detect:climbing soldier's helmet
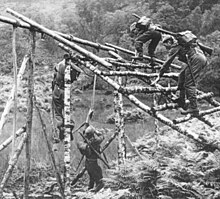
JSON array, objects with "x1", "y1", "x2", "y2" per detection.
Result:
[{"x1": 84, "y1": 125, "x2": 96, "y2": 139}]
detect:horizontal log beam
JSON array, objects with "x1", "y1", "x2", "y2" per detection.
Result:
[
  {"x1": 123, "y1": 85, "x2": 177, "y2": 94},
  {"x1": 153, "y1": 92, "x2": 215, "y2": 111},
  {"x1": 99, "y1": 70, "x2": 179, "y2": 79},
  {"x1": 173, "y1": 106, "x2": 220, "y2": 125},
  {"x1": 105, "y1": 42, "x2": 182, "y2": 70},
  {"x1": 105, "y1": 58, "x2": 161, "y2": 70}
]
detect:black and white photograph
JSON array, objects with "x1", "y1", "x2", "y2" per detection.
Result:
[{"x1": 0, "y1": 0, "x2": 220, "y2": 198}]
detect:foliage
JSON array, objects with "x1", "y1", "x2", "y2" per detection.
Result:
[{"x1": 104, "y1": 122, "x2": 220, "y2": 198}]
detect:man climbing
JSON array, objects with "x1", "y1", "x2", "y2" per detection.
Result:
[
  {"x1": 52, "y1": 53, "x2": 82, "y2": 141},
  {"x1": 162, "y1": 31, "x2": 208, "y2": 116},
  {"x1": 130, "y1": 16, "x2": 162, "y2": 66},
  {"x1": 77, "y1": 125, "x2": 104, "y2": 192}
]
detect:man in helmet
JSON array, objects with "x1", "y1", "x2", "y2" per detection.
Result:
[
  {"x1": 77, "y1": 125, "x2": 104, "y2": 192},
  {"x1": 52, "y1": 53, "x2": 82, "y2": 141},
  {"x1": 130, "y1": 16, "x2": 162, "y2": 66},
  {"x1": 162, "y1": 31, "x2": 208, "y2": 116}
]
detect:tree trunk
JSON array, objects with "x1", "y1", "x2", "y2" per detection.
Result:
[
  {"x1": 0, "y1": 127, "x2": 26, "y2": 152},
  {"x1": 64, "y1": 64, "x2": 72, "y2": 199},
  {"x1": 24, "y1": 30, "x2": 35, "y2": 199},
  {"x1": 0, "y1": 55, "x2": 29, "y2": 135}
]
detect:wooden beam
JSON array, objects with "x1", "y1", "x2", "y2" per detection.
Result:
[
  {"x1": 0, "y1": 133, "x2": 27, "y2": 197},
  {"x1": 0, "y1": 55, "x2": 29, "y2": 135},
  {"x1": 0, "y1": 127, "x2": 26, "y2": 152},
  {"x1": 24, "y1": 30, "x2": 35, "y2": 199}
]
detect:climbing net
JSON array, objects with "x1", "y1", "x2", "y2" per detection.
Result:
[{"x1": 0, "y1": 8, "x2": 220, "y2": 199}]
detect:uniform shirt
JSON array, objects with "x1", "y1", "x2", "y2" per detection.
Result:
[
  {"x1": 54, "y1": 59, "x2": 81, "y2": 89},
  {"x1": 77, "y1": 134, "x2": 104, "y2": 160}
]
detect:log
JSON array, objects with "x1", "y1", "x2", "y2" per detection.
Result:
[
  {"x1": 105, "y1": 58, "x2": 161, "y2": 70},
  {"x1": 0, "y1": 127, "x2": 26, "y2": 152},
  {"x1": 123, "y1": 85, "x2": 177, "y2": 94},
  {"x1": 99, "y1": 70, "x2": 179, "y2": 79},
  {"x1": 0, "y1": 55, "x2": 29, "y2": 135},
  {"x1": 63, "y1": 64, "x2": 72, "y2": 199},
  {"x1": 105, "y1": 42, "x2": 182, "y2": 70},
  {"x1": 6, "y1": 8, "x2": 112, "y2": 69},
  {"x1": 113, "y1": 68, "x2": 126, "y2": 165},
  {"x1": 173, "y1": 106, "x2": 220, "y2": 125},
  {"x1": 24, "y1": 30, "x2": 35, "y2": 199},
  {"x1": 152, "y1": 92, "x2": 215, "y2": 111},
  {"x1": 34, "y1": 100, "x2": 64, "y2": 198},
  {"x1": 12, "y1": 25, "x2": 18, "y2": 154},
  {"x1": 0, "y1": 133, "x2": 27, "y2": 195}
]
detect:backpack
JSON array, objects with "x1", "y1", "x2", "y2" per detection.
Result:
[
  {"x1": 177, "y1": 31, "x2": 197, "y2": 46},
  {"x1": 129, "y1": 22, "x2": 139, "y2": 38}
]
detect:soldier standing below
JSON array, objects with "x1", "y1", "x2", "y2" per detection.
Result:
[
  {"x1": 130, "y1": 16, "x2": 162, "y2": 66},
  {"x1": 52, "y1": 53, "x2": 82, "y2": 141},
  {"x1": 162, "y1": 31, "x2": 208, "y2": 116},
  {"x1": 77, "y1": 125, "x2": 104, "y2": 192}
]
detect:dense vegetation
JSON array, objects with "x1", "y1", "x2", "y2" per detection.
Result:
[{"x1": 0, "y1": 0, "x2": 220, "y2": 198}]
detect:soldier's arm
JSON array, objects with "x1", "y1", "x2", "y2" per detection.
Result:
[
  {"x1": 77, "y1": 141, "x2": 87, "y2": 155},
  {"x1": 70, "y1": 62, "x2": 83, "y2": 73}
]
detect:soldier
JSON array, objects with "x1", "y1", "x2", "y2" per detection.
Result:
[
  {"x1": 130, "y1": 16, "x2": 162, "y2": 66},
  {"x1": 77, "y1": 125, "x2": 104, "y2": 192},
  {"x1": 52, "y1": 53, "x2": 82, "y2": 141},
  {"x1": 162, "y1": 32, "x2": 208, "y2": 116}
]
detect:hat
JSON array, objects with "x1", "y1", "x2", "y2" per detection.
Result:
[
  {"x1": 84, "y1": 125, "x2": 96, "y2": 138},
  {"x1": 162, "y1": 35, "x2": 175, "y2": 43},
  {"x1": 63, "y1": 53, "x2": 71, "y2": 60}
]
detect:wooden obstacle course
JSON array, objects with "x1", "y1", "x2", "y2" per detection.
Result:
[{"x1": 0, "y1": 8, "x2": 219, "y2": 198}]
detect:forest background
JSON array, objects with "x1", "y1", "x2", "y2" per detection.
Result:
[{"x1": 0, "y1": 0, "x2": 220, "y2": 198}]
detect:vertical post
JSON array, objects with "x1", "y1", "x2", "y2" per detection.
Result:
[
  {"x1": 34, "y1": 101, "x2": 64, "y2": 198},
  {"x1": 12, "y1": 25, "x2": 17, "y2": 154},
  {"x1": 0, "y1": 55, "x2": 29, "y2": 135},
  {"x1": 153, "y1": 67, "x2": 160, "y2": 151},
  {"x1": 24, "y1": 30, "x2": 35, "y2": 199},
  {"x1": 0, "y1": 133, "x2": 27, "y2": 197},
  {"x1": 64, "y1": 63, "x2": 71, "y2": 198},
  {"x1": 114, "y1": 67, "x2": 126, "y2": 165}
]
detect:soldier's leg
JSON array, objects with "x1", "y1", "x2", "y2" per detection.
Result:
[
  {"x1": 92, "y1": 163, "x2": 104, "y2": 192},
  {"x1": 175, "y1": 69, "x2": 187, "y2": 109},
  {"x1": 135, "y1": 31, "x2": 152, "y2": 58},
  {"x1": 148, "y1": 30, "x2": 162, "y2": 66},
  {"x1": 52, "y1": 86, "x2": 65, "y2": 140},
  {"x1": 86, "y1": 162, "x2": 95, "y2": 190},
  {"x1": 181, "y1": 67, "x2": 199, "y2": 115}
]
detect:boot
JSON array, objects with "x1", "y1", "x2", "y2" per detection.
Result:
[
  {"x1": 181, "y1": 107, "x2": 199, "y2": 116},
  {"x1": 150, "y1": 56, "x2": 157, "y2": 67},
  {"x1": 173, "y1": 97, "x2": 187, "y2": 110},
  {"x1": 132, "y1": 50, "x2": 143, "y2": 60}
]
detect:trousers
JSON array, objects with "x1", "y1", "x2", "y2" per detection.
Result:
[
  {"x1": 178, "y1": 50, "x2": 207, "y2": 109},
  {"x1": 135, "y1": 30, "x2": 161, "y2": 57}
]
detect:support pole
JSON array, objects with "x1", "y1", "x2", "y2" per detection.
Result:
[
  {"x1": 24, "y1": 30, "x2": 35, "y2": 199},
  {"x1": 0, "y1": 55, "x2": 29, "y2": 135},
  {"x1": 34, "y1": 100, "x2": 64, "y2": 198},
  {"x1": 0, "y1": 127, "x2": 26, "y2": 152},
  {"x1": 114, "y1": 67, "x2": 126, "y2": 165},
  {"x1": 0, "y1": 133, "x2": 27, "y2": 197},
  {"x1": 12, "y1": 25, "x2": 18, "y2": 154},
  {"x1": 64, "y1": 64, "x2": 72, "y2": 199}
]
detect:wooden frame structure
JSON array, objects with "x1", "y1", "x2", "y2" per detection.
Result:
[{"x1": 0, "y1": 8, "x2": 219, "y2": 198}]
